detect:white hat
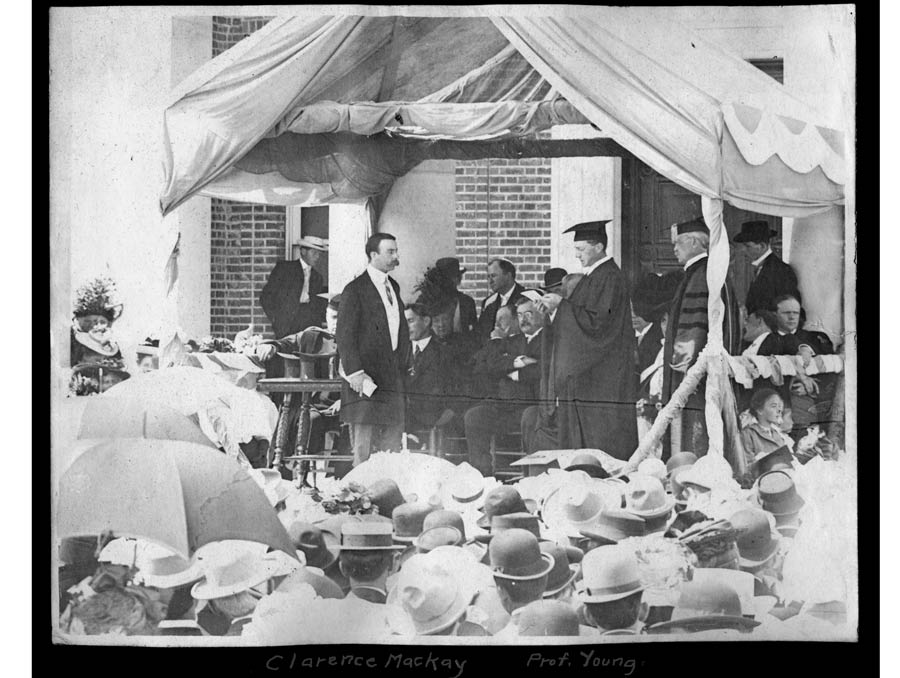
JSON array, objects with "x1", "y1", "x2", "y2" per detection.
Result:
[
  {"x1": 191, "y1": 542, "x2": 284, "y2": 600},
  {"x1": 578, "y1": 546, "x2": 644, "y2": 603},
  {"x1": 296, "y1": 236, "x2": 329, "y2": 252},
  {"x1": 138, "y1": 552, "x2": 204, "y2": 589},
  {"x1": 387, "y1": 553, "x2": 476, "y2": 635}
]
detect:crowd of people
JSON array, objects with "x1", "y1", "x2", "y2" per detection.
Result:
[{"x1": 57, "y1": 447, "x2": 853, "y2": 639}]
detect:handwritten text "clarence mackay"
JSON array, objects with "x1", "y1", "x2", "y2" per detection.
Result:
[{"x1": 266, "y1": 652, "x2": 467, "y2": 678}]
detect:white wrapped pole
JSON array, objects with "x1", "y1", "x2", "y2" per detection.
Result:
[{"x1": 701, "y1": 196, "x2": 729, "y2": 457}]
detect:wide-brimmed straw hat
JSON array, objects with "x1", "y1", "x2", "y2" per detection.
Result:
[
  {"x1": 577, "y1": 545, "x2": 644, "y2": 603},
  {"x1": 541, "y1": 485, "x2": 608, "y2": 538},
  {"x1": 296, "y1": 236, "x2": 329, "y2": 251},
  {"x1": 623, "y1": 474, "x2": 675, "y2": 531},
  {"x1": 338, "y1": 519, "x2": 407, "y2": 551},
  {"x1": 191, "y1": 547, "x2": 281, "y2": 600},
  {"x1": 136, "y1": 543, "x2": 203, "y2": 589},
  {"x1": 387, "y1": 552, "x2": 476, "y2": 635},
  {"x1": 666, "y1": 452, "x2": 698, "y2": 475}
]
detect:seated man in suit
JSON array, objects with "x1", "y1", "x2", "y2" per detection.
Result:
[
  {"x1": 474, "y1": 258, "x2": 527, "y2": 342},
  {"x1": 465, "y1": 296, "x2": 544, "y2": 475},
  {"x1": 756, "y1": 294, "x2": 836, "y2": 440},
  {"x1": 404, "y1": 303, "x2": 452, "y2": 434}
]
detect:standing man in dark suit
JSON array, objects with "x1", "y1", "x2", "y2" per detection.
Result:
[
  {"x1": 260, "y1": 236, "x2": 329, "y2": 338},
  {"x1": 404, "y1": 303, "x2": 451, "y2": 432},
  {"x1": 733, "y1": 220, "x2": 800, "y2": 316},
  {"x1": 434, "y1": 257, "x2": 478, "y2": 334},
  {"x1": 474, "y1": 258, "x2": 526, "y2": 342},
  {"x1": 336, "y1": 233, "x2": 410, "y2": 466},
  {"x1": 534, "y1": 221, "x2": 639, "y2": 460}
]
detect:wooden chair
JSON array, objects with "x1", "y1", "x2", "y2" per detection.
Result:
[{"x1": 490, "y1": 429, "x2": 526, "y2": 481}]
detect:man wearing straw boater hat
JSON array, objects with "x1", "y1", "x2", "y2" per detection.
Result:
[
  {"x1": 260, "y1": 235, "x2": 329, "y2": 339},
  {"x1": 337, "y1": 517, "x2": 406, "y2": 604}
]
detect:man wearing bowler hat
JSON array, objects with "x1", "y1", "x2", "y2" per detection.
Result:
[
  {"x1": 532, "y1": 220, "x2": 638, "y2": 459},
  {"x1": 663, "y1": 218, "x2": 741, "y2": 458},
  {"x1": 261, "y1": 235, "x2": 329, "y2": 338},
  {"x1": 732, "y1": 220, "x2": 800, "y2": 317},
  {"x1": 435, "y1": 257, "x2": 478, "y2": 334}
]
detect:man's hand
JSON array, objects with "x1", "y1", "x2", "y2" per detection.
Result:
[
  {"x1": 490, "y1": 327, "x2": 508, "y2": 340},
  {"x1": 538, "y1": 292, "x2": 563, "y2": 315},
  {"x1": 792, "y1": 375, "x2": 820, "y2": 397},
  {"x1": 346, "y1": 372, "x2": 372, "y2": 396},
  {"x1": 254, "y1": 344, "x2": 277, "y2": 362},
  {"x1": 322, "y1": 399, "x2": 341, "y2": 416}
]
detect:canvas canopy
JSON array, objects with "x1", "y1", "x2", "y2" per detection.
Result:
[{"x1": 160, "y1": 11, "x2": 845, "y2": 218}]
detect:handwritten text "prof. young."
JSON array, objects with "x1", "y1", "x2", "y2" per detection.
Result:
[{"x1": 527, "y1": 651, "x2": 641, "y2": 676}]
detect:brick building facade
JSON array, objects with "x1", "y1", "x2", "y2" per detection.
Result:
[{"x1": 210, "y1": 16, "x2": 284, "y2": 338}]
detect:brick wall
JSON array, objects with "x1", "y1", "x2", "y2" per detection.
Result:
[
  {"x1": 209, "y1": 16, "x2": 284, "y2": 339},
  {"x1": 455, "y1": 158, "x2": 553, "y2": 300}
]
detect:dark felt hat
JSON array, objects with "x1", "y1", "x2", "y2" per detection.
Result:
[
  {"x1": 672, "y1": 218, "x2": 710, "y2": 236},
  {"x1": 489, "y1": 529, "x2": 555, "y2": 581},
  {"x1": 476, "y1": 486, "x2": 529, "y2": 529},
  {"x1": 287, "y1": 521, "x2": 340, "y2": 570},
  {"x1": 475, "y1": 512, "x2": 542, "y2": 544},
  {"x1": 435, "y1": 257, "x2": 466, "y2": 277},
  {"x1": 729, "y1": 508, "x2": 780, "y2": 568},
  {"x1": 539, "y1": 542, "x2": 582, "y2": 597},
  {"x1": 756, "y1": 470, "x2": 805, "y2": 517},
  {"x1": 646, "y1": 581, "x2": 760, "y2": 634},
  {"x1": 541, "y1": 268, "x2": 568, "y2": 291},
  {"x1": 733, "y1": 220, "x2": 777, "y2": 243},
  {"x1": 563, "y1": 220, "x2": 610, "y2": 245},
  {"x1": 751, "y1": 445, "x2": 795, "y2": 476},
  {"x1": 365, "y1": 479, "x2": 407, "y2": 519},
  {"x1": 392, "y1": 502, "x2": 438, "y2": 543},
  {"x1": 578, "y1": 509, "x2": 648, "y2": 545},
  {"x1": 564, "y1": 453, "x2": 610, "y2": 479}
]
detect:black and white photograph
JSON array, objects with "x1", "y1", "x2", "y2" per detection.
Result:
[{"x1": 48, "y1": 4, "x2": 859, "y2": 652}]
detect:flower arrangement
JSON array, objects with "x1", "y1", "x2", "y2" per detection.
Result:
[
  {"x1": 74, "y1": 276, "x2": 122, "y2": 318},
  {"x1": 312, "y1": 481, "x2": 379, "y2": 515},
  {"x1": 234, "y1": 325, "x2": 264, "y2": 356},
  {"x1": 197, "y1": 336, "x2": 235, "y2": 353}
]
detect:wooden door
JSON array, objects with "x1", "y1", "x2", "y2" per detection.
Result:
[{"x1": 621, "y1": 158, "x2": 782, "y2": 308}]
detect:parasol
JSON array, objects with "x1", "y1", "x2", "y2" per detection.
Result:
[
  {"x1": 56, "y1": 439, "x2": 298, "y2": 561},
  {"x1": 77, "y1": 396, "x2": 216, "y2": 448}
]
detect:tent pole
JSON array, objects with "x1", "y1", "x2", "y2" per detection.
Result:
[{"x1": 701, "y1": 197, "x2": 729, "y2": 458}]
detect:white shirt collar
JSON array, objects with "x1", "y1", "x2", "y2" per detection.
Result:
[
  {"x1": 636, "y1": 324, "x2": 652, "y2": 341},
  {"x1": 299, "y1": 257, "x2": 311, "y2": 272},
  {"x1": 413, "y1": 335, "x2": 432, "y2": 351},
  {"x1": 366, "y1": 264, "x2": 388, "y2": 285},
  {"x1": 778, "y1": 329, "x2": 798, "y2": 336},
  {"x1": 751, "y1": 248, "x2": 773, "y2": 267},
  {"x1": 525, "y1": 327, "x2": 542, "y2": 342},
  {"x1": 583, "y1": 254, "x2": 613, "y2": 276},
  {"x1": 684, "y1": 252, "x2": 708, "y2": 271},
  {"x1": 499, "y1": 286, "x2": 516, "y2": 306},
  {"x1": 742, "y1": 331, "x2": 771, "y2": 357}
]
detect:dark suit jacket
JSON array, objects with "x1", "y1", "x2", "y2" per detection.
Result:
[
  {"x1": 336, "y1": 271, "x2": 409, "y2": 426},
  {"x1": 636, "y1": 322, "x2": 664, "y2": 376},
  {"x1": 456, "y1": 291, "x2": 478, "y2": 333},
  {"x1": 472, "y1": 331, "x2": 542, "y2": 406},
  {"x1": 405, "y1": 335, "x2": 450, "y2": 430},
  {"x1": 260, "y1": 260, "x2": 327, "y2": 338},
  {"x1": 746, "y1": 254, "x2": 800, "y2": 315},
  {"x1": 474, "y1": 282, "x2": 527, "y2": 342}
]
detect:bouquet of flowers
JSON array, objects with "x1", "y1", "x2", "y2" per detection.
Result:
[
  {"x1": 234, "y1": 325, "x2": 264, "y2": 356},
  {"x1": 617, "y1": 535, "x2": 697, "y2": 607},
  {"x1": 197, "y1": 336, "x2": 235, "y2": 353},
  {"x1": 313, "y1": 481, "x2": 379, "y2": 515}
]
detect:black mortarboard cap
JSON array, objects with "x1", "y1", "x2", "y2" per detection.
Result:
[
  {"x1": 563, "y1": 220, "x2": 610, "y2": 245},
  {"x1": 672, "y1": 218, "x2": 709, "y2": 236}
]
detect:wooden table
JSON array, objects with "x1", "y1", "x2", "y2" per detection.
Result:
[{"x1": 256, "y1": 377, "x2": 351, "y2": 480}]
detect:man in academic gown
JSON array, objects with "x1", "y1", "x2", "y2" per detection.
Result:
[
  {"x1": 732, "y1": 220, "x2": 800, "y2": 316},
  {"x1": 534, "y1": 221, "x2": 639, "y2": 460},
  {"x1": 662, "y1": 218, "x2": 741, "y2": 459}
]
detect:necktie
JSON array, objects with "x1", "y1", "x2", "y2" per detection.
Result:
[
  {"x1": 384, "y1": 279, "x2": 394, "y2": 305},
  {"x1": 414, "y1": 344, "x2": 422, "y2": 359}
]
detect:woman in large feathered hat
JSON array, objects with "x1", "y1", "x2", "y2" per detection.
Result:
[{"x1": 69, "y1": 276, "x2": 130, "y2": 394}]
